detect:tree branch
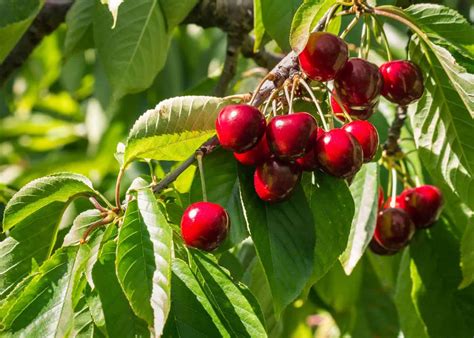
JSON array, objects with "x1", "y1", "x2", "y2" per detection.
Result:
[
  {"x1": 214, "y1": 34, "x2": 242, "y2": 96},
  {"x1": 383, "y1": 105, "x2": 408, "y2": 156}
]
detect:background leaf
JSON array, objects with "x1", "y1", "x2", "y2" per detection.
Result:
[{"x1": 64, "y1": 0, "x2": 95, "y2": 55}]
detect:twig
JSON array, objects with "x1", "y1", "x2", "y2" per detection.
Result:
[{"x1": 383, "y1": 105, "x2": 407, "y2": 156}]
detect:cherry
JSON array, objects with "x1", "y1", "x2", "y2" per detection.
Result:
[
  {"x1": 334, "y1": 58, "x2": 383, "y2": 107},
  {"x1": 380, "y1": 60, "x2": 424, "y2": 106},
  {"x1": 296, "y1": 127, "x2": 324, "y2": 171},
  {"x1": 373, "y1": 207, "x2": 415, "y2": 251},
  {"x1": 267, "y1": 112, "x2": 318, "y2": 160},
  {"x1": 369, "y1": 238, "x2": 398, "y2": 256},
  {"x1": 181, "y1": 202, "x2": 229, "y2": 251},
  {"x1": 398, "y1": 185, "x2": 443, "y2": 228},
  {"x1": 216, "y1": 104, "x2": 266, "y2": 153},
  {"x1": 342, "y1": 120, "x2": 379, "y2": 162},
  {"x1": 330, "y1": 92, "x2": 376, "y2": 121},
  {"x1": 315, "y1": 128, "x2": 363, "y2": 178},
  {"x1": 378, "y1": 187, "x2": 384, "y2": 210},
  {"x1": 234, "y1": 132, "x2": 271, "y2": 166},
  {"x1": 254, "y1": 159, "x2": 301, "y2": 202},
  {"x1": 298, "y1": 32, "x2": 348, "y2": 81}
]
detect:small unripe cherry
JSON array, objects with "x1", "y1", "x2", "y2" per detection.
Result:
[
  {"x1": 298, "y1": 32, "x2": 349, "y2": 81},
  {"x1": 296, "y1": 127, "x2": 324, "y2": 171},
  {"x1": 373, "y1": 207, "x2": 415, "y2": 251},
  {"x1": 216, "y1": 104, "x2": 266, "y2": 153},
  {"x1": 267, "y1": 112, "x2": 318, "y2": 161},
  {"x1": 233, "y1": 132, "x2": 271, "y2": 166},
  {"x1": 398, "y1": 185, "x2": 443, "y2": 228},
  {"x1": 342, "y1": 120, "x2": 379, "y2": 162},
  {"x1": 330, "y1": 92, "x2": 376, "y2": 121},
  {"x1": 181, "y1": 202, "x2": 229, "y2": 251},
  {"x1": 380, "y1": 60, "x2": 424, "y2": 106},
  {"x1": 315, "y1": 128, "x2": 363, "y2": 178},
  {"x1": 254, "y1": 159, "x2": 301, "y2": 202}
]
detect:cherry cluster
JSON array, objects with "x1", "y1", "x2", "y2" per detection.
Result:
[{"x1": 371, "y1": 185, "x2": 444, "y2": 255}]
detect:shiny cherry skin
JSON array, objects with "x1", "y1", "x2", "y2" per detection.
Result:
[
  {"x1": 378, "y1": 187, "x2": 385, "y2": 210},
  {"x1": 330, "y1": 92, "x2": 376, "y2": 121},
  {"x1": 342, "y1": 120, "x2": 379, "y2": 162},
  {"x1": 267, "y1": 112, "x2": 318, "y2": 160},
  {"x1": 334, "y1": 58, "x2": 384, "y2": 107},
  {"x1": 216, "y1": 104, "x2": 266, "y2": 153},
  {"x1": 181, "y1": 202, "x2": 229, "y2": 251},
  {"x1": 398, "y1": 185, "x2": 443, "y2": 228},
  {"x1": 296, "y1": 127, "x2": 324, "y2": 171},
  {"x1": 380, "y1": 60, "x2": 424, "y2": 106},
  {"x1": 369, "y1": 238, "x2": 398, "y2": 256},
  {"x1": 234, "y1": 132, "x2": 271, "y2": 166},
  {"x1": 315, "y1": 129, "x2": 363, "y2": 178},
  {"x1": 254, "y1": 159, "x2": 302, "y2": 202},
  {"x1": 298, "y1": 32, "x2": 349, "y2": 81},
  {"x1": 373, "y1": 207, "x2": 415, "y2": 251}
]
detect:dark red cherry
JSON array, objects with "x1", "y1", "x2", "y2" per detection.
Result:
[
  {"x1": 330, "y1": 91, "x2": 376, "y2": 121},
  {"x1": 342, "y1": 120, "x2": 379, "y2": 162},
  {"x1": 380, "y1": 60, "x2": 424, "y2": 106},
  {"x1": 216, "y1": 104, "x2": 266, "y2": 153},
  {"x1": 398, "y1": 185, "x2": 443, "y2": 228},
  {"x1": 296, "y1": 127, "x2": 324, "y2": 171},
  {"x1": 267, "y1": 112, "x2": 318, "y2": 160},
  {"x1": 298, "y1": 32, "x2": 349, "y2": 81},
  {"x1": 254, "y1": 159, "x2": 301, "y2": 202},
  {"x1": 369, "y1": 238, "x2": 398, "y2": 256},
  {"x1": 181, "y1": 202, "x2": 229, "y2": 251},
  {"x1": 334, "y1": 58, "x2": 383, "y2": 107},
  {"x1": 234, "y1": 132, "x2": 271, "y2": 166},
  {"x1": 315, "y1": 129, "x2": 363, "y2": 178},
  {"x1": 373, "y1": 207, "x2": 415, "y2": 251}
]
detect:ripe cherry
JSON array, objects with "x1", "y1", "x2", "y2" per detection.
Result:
[
  {"x1": 254, "y1": 159, "x2": 301, "y2": 202},
  {"x1": 380, "y1": 60, "x2": 424, "y2": 106},
  {"x1": 267, "y1": 112, "x2": 318, "y2": 161},
  {"x1": 296, "y1": 127, "x2": 324, "y2": 171},
  {"x1": 398, "y1": 185, "x2": 443, "y2": 228},
  {"x1": 378, "y1": 187, "x2": 384, "y2": 210},
  {"x1": 369, "y1": 238, "x2": 398, "y2": 256},
  {"x1": 298, "y1": 32, "x2": 349, "y2": 81},
  {"x1": 315, "y1": 128, "x2": 363, "y2": 178},
  {"x1": 216, "y1": 104, "x2": 266, "y2": 153},
  {"x1": 330, "y1": 92, "x2": 376, "y2": 121},
  {"x1": 373, "y1": 207, "x2": 415, "y2": 251},
  {"x1": 234, "y1": 132, "x2": 271, "y2": 166},
  {"x1": 181, "y1": 202, "x2": 229, "y2": 251},
  {"x1": 342, "y1": 120, "x2": 379, "y2": 162},
  {"x1": 334, "y1": 58, "x2": 383, "y2": 107}
]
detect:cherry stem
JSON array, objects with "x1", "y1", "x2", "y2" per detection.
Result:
[
  {"x1": 320, "y1": 82, "x2": 353, "y2": 123},
  {"x1": 324, "y1": 4, "x2": 341, "y2": 31},
  {"x1": 89, "y1": 197, "x2": 108, "y2": 213},
  {"x1": 390, "y1": 166, "x2": 398, "y2": 208},
  {"x1": 250, "y1": 72, "x2": 275, "y2": 105},
  {"x1": 196, "y1": 151, "x2": 208, "y2": 202},
  {"x1": 115, "y1": 167, "x2": 125, "y2": 211},
  {"x1": 403, "y1": 156, "x2": 422, "y2": 187},
  {"x1": 283, "y1": 81, "x2": 292, "y2": 113},
  {"x1": 289, "y1": 76, "x2": 299, "y2": 115},
  {"x1": 262, "y1": 89, "x2": 278, "y2": 117},
  {"x1": 80, "y1": 216, "x2": 113, "y2": 244},
  {"x1": 340, "y1": 16, "x2": 360, "y2": 39},
  {"x1": 298, "y1": 78, "x2": 329, "y2": 131},
  {"x1": 372, "y1": 15, "x2": 392, "y2": 61}
]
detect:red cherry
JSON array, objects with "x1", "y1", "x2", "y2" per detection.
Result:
[
  {"x1": 181, "y1": 202, "x2": 229, "y2": 251},
  {"x1": 378, "y1": 187, "x2": 384, "y2": 210},
  {"x1": 380, "y1": 60, "x2": 424, "y2": 106},
  {"x1": 267, "y1": 112, "x2": 318, "y2": 160},
  {"x1": 298, "y1": 32, "x2": 348, "y2": 81},
  {"x1": 334, "y1": 58, "x2": 383, "y2": 107},
  {"x1": 369, "y1": 238, "x2": 398, "y2": 256},
  {"x1": 233, "y1": 132, "x2": 271, "y2": 166},
  {"x1": 342, "y1": 120, "x2": 379, "y2": 162},
  {"x1": 315, "y1": 129, "x2": 363, "y2": 178},
  {"x1": 373, "y1": 207, "x2": 415, "y2": 251},
  {"x1": 330, "y1": 91, "x2": 376, "y2": 120},
  {"x1": 216, "y1": 104, "x2": 266, "y2": 153},
  {"x1": 254, "y1": 159, "x2": 301, "y2": 202},
  {"x1": 296, "y1": 127, "x2": 324, "y2": 171},
  {"x1": 398, "y1": 185, "x2": 443, "y2": 228}
]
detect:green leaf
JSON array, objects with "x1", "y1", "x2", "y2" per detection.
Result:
[
  {"x1": 116, "y1": 179, "x2": 172, "y2": 335},
  {"x1": 190, "y1": 149, "x2": 248, "y2": 249},
  {"x1": 290, "y1": 0, "x2": 340, "y2": 53},
  {"x1": 92, "y1": 241, "x2": 150, "y2": 338},
  {"x1": 460, "y1": 222, "x2": 474, "y2": 288},
  {"x1": 124, "y1": 96, "x2": 232, "y2": 165},
  {"x1": 259, "y1": 0, "x2": 302, "y2": 51},
  {"x1": 307, "y1": 171, "x2": 354, "y2": 284},
  {"x1": 0, "y1": 0, "x2": 42, "y2": 63},
  {"x1": 0, "y1": 173, "x2": 97, "y2": 298},
  {"x1": 159, "y1": 0, "x2": 198, "y2": 31},
  {"x1": 239, "y1": 167, "x2": 315, "y2": 314},
  {"x1": 1, "y1": 245, "x2": 89, "y2": 337},
  {"x1": 253, "y1": 0, "x2": 265, "y2": 52},
  {"x1": 93, "y1": 0, "x2": 169, "y2": 98},
  {"x1": 65, "y1": 0, "x2": 95, "y2": 55},
  {"x1": 408, "y1": 219, "x2": 474, "y2": 338},
  {"x1": 73, "y1": 294, "x2": 105, "y2": 338},
  {"x1": 340, "y1": 163, "x2": 379, "y2": 274},
  {"x1": 191, "y1": 251, "x2": 267, "y2": 337}
]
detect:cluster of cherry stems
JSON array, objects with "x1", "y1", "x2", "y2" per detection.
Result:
[{"x1": 181, "y1": 31, "x2": 443, "y2": 255}]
